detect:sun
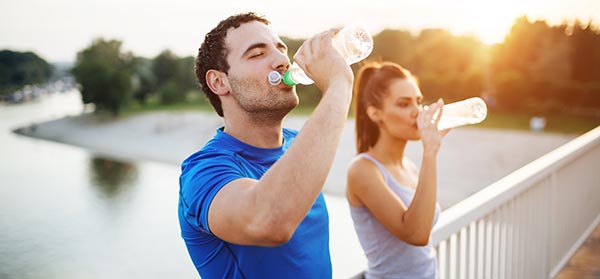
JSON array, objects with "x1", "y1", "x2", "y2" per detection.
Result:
[
  {"x1": 471, "y1": 14, "x2": 517, "y2": 45},
  {"x1": 448, "y1": 0, "x2": 526, "y2": 45}
]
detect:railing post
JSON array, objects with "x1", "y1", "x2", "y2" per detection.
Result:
[{"x1": 543, "y1": 173, "x2": 555, "y2": 278}]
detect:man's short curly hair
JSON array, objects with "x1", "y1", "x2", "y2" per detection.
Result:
[{"x1": 195, "y1": 12, "x2": 270, "y2": 117}]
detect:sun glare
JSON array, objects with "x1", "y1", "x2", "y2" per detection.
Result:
[
  {"x1": 447, "y1": 0, "x2": 527, "y2": 45},
  {"x1": 471, "y1": 13, "x2": 517, "y2": 45}
]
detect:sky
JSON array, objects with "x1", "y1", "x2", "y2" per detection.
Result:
[{"x1": 2, "y1": 0, "x2": 599, "y2": 62}]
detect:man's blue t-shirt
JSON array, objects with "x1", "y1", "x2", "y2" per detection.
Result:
[{"x1": 178, "y1": 128, "x2": 331, "y2": 279}]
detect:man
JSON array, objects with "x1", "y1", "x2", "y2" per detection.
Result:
[{"x1": 178, "y1": 12, "x2": 353, "y2": 278}]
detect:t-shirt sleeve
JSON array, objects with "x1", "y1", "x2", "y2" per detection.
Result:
[{"x1": 179, "y1": 151, "x2": 245, "y2": 235}]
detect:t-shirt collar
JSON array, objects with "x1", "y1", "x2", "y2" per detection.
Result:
[{"x1": 215, "y1": 127, "x2": 286, "y2": 162}]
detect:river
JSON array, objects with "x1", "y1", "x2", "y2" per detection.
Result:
[{"x1": 0, "y1": 91, "x2": 198, "y2": 278}]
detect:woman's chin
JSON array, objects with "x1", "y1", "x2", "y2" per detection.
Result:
[{"x1": 410, "y1": 130, "x2": 422, "y2": 141}]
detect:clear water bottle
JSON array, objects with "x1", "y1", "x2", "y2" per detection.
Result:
[
  {"x1": 268, "y1": 26, "x2": 374, "y2": 86},
  {"x1": 437, "y1": 97, "x2": 488, "y2": 130}
]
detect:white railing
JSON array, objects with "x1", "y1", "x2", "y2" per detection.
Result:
[{"x1": 431, "y1": 125, "x2": 600, "y2": 279}]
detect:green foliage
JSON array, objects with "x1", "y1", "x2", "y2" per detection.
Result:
[
  {"x1": 489, "y1": 17, "x2": 600, "y2": 115},
  {"x1": 371, "y1": 29, "x2": 415, "y2": 65},
  {"x1": 149, "y1": 50, "x2": 198, "y2": 105},
  {"x1": 569, "y1": 20, "x2": 600, "y2": 82},
  {"x1": 69, "y1": 17, "x2": 599, "y2": 119},
  {"x1": 478, "y1": 111, "x2": 599, "y2": 135},
  {"x1": 324, "y1": 28, "x2": 488, "y2": 108},
  {"x1": 71, "y1": 38, "x2": 134, "y2": 116},
  {"x1": 131, "y1": 57, "x2": 156, "y2": 105},
  {"x1": 178, "y1": 56, "x2": 197, "y2": 90},
  {"x1": 153, "y1": 50, "x2": 180, "y2": 86},
  {"x1": 0, "y1": 50, "x2": 53, "y2": 95},
  {"x1": 158, "y1": 80, "x2": 185, "y2": 105}
]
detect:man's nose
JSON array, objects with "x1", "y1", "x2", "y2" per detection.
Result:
[{"x1": 272, "y1": 50, "x2": 290, "y2": 72}]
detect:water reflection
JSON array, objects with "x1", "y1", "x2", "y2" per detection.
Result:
[
  {"x1": 89, "y1": 156, "x2": 138, "y2": 199},
  {"x1": 0, "y1": 92, "x2": 198, "y2": 278}
]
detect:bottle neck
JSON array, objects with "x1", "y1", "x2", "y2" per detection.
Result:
[
  {"x1": 282, "y1": 62, "x2": 305, "y2": 86},
  {"x1": 282, "y1": 68, "x2": 298, "y2": 86}
]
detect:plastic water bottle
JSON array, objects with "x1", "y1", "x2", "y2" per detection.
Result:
[
  {"x1": 437, "y1": 97, "x2": 488, "y2": 130},
  {"x1": 268, "y1": 26, "x2": 374, "y2": 86}
]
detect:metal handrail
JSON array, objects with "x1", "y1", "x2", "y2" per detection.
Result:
[{"x1": 431, "y1": 126, "x2": 600, "y2": 279}]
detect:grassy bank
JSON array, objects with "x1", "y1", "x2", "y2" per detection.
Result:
[{"x1": 476, "y1": 111, "x2": 599, "y2": 135}]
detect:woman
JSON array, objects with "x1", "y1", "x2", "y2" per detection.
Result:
[{"x1": 347, "y1": 61, "x2": 449, "y2": 279}]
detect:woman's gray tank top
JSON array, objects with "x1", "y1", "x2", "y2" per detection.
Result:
[{"x1": 349, "y1": 153, "x2": 441, "y2": 279}]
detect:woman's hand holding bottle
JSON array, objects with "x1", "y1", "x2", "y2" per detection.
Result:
[{"x1": 417, "y1": 99, "x2": 450, "y2": 155}]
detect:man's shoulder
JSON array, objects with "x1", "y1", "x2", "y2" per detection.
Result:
[
  {"x1": 179, "y1": 146, "x2": 245, "y2": 198},
  {"x1": 181, "y1": 146, "x2": 239, "y2": 172},
  {"x1": 181, "y1": 131, "x2": 239, "y2": 168}
]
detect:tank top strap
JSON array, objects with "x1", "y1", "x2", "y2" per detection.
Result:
[{"x1": 357, "y1": 153, "x2": 392, "y2": 183}]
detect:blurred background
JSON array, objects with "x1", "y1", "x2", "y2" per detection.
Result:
[
  {"x1": 2, "y1": 0, "x2": 599, "y2": 127},
  {"x1": 1, "y1": 0, "x2": 599, "y2": 278}
]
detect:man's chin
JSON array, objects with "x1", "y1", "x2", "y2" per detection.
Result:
[
  {"x1": 279, "y1": 101, "x2": 299, "y2": 116},
  {"x1": 261, "y1": 100, "x2": 298, "y2": 120},
  {"x1": 285, "y1": 95, "x2": 300, "y2": 111}
]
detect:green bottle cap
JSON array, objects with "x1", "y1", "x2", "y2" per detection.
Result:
[{"x1": 282, "y1": 70, "x2": 297, "y2": 86}]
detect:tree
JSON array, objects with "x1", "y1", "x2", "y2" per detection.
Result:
[
  {"x1": 72, "y1": 38, "x2": 134, "y2": 116},
  {"x1": 151, "y1": 50, "x2": 194, "y2": 104},
  {"x1": 490, "y1": 17, "x2": 558, "y2": 111},
  {"x1": 0, "y1": 50, "x2": 53, "y2": 95},
  {"x1": 489, "y1": 16, "x2": 600, "y2": 114},
  {"x1": 570, "y1": 20, "x2": 600, "y2": 82},
  {"x1": 372, "y1": 29, "x2": 415, "y2": 66},
  {"x1": 152, "y1": 50, "x2": 180, "y2": 86},
  {"x1": 131, "y1": 57, "x2": 156, "y2": 105},
  {"x1": 177, "y1": 56, "x2": 197, "y2": 91},
  {"x1": 569, "y1": 21, "x2": 600, "y2": 112},
  {"x1": 409, "y1": 29, "x2": 485, "y2": 102}
]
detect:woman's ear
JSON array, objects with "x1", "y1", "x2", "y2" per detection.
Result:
[
  {"x1": 206, "y1": 70, "x2": 229, "y2": 96},
  {"x1": 366, "y1": 105, "x2": 381, "y2": 124}
]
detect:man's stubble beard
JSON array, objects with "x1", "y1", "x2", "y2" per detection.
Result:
[{"x1": 229, "y1": 75, "x2": 299, "y2": 124}]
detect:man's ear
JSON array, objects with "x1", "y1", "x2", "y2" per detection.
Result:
[
  {"x1": 366, "y1": 105, "x2": 381, "y2": 124},
  {"x1": 206, "y1": 70, "x2": 229, "y2": 96}
]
